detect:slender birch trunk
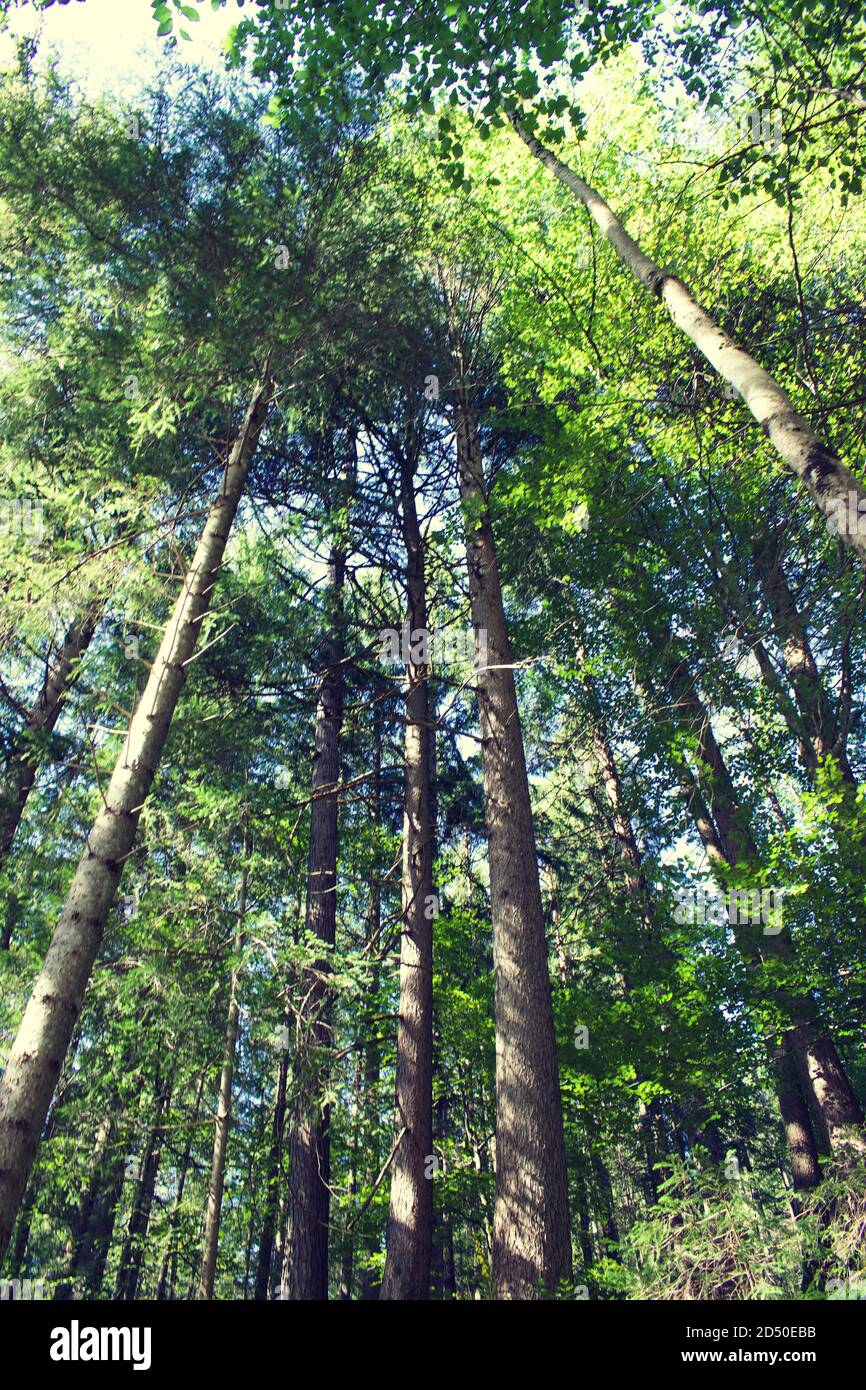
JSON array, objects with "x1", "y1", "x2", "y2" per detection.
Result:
[
  {"x1": 381, "y1": 433, "x2": 435, "y2": 1300},
  {"x1": 0, "y1": 604, "x2": 100, "y2": 866},
  {"x1": 0, "y1": 373, "x2": 272, "y2": 1261},
  {"x1": 452, "y1": 380, "x2": 572, "y2": 1299},
  {"x1": 198, "y1": 835, "x2": 249, "y2": 1300},
  {"x1": 513, "y1": 119, "x2": 866, "y2": 561},
  {"x1": 282, "y1": 526, "x2": 346, "y2": 1301}
]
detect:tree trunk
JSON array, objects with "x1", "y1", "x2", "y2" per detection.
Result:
[
  {"x1": 381, "y1": 435, "x2": 435, "y2": 1301},
  {"x1": 0, "y1": 374, "x2": 272, "y2": 1262},
  {"x1": 751, "y1": 532, "x2": 836, "y2": 774},
  {"x1": 114, "y1": 1076, "x2": 172, "y2": 1299},
  {"x1": 77, "y1": 1133, "x2": 127, "y2": 1298},
  {"x1": 644, "y1": 628, "x2": 850, "y2": 1184},
  {"x1": 282, "y1": 529, "x2": 346, "y2": 1301},
  {"x1": 514, "y1": 119, "x2": 866, "y2": 562},
  {"x1": 156, "y1": 1069, "x2": 207, "y2": 1301},
  {"x1": 254, "y1": 1034, "x2": 289, "y2": 1301},
  {"x1": 452, "y1": 381, "x2": 572, "y2": 1299},
  {"x1": 54, "y1": 1112, "x2": 113, "y2": 1299},
  {"x1": 358, "y1": 693, "x2": 384, "y2": 1301},
  {"x1": 198, "y1": 838, "x2": 248, "y2": 1300},
  {"x1": 0, "y1": 604, "x2": 101, "y2": 874}
]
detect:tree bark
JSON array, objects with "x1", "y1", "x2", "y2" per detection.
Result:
[
  {"x1": 0, "y1": 604, "x2": 101, "y2": 873},
  {"x1": 452, "y1": 381, "x2": 572, "y2": 1299},
  {"x1": 514, "y1": 119, "x2": 866, "y2": 563},
  {"x1": 114, "y1": 1075, "x2": 172, "y2": 1299},
  {"x1": 198, "y1": 835, "x2": 249, "y2": 1300},
  {"x1": 750, "y1": 532, "x2": 837, "y2": 774},
  {"x1": 254, "y1": 1033, "x2": 289, "y2": 1301},
  {"x1": 77, "y1": 1133, "x2": 127, "y2": 1298},
  {"x1": 0, "y1": 373, "x2": 272, "y2": 1262},
  {"x1": 358, "y1": 693, "x2": 385, "y2": 1300},
  {"x1": 54, "y1": 1111, "x2": 113, "y2": 1299},
  {"x1": 380, "y1": 435, "x2": 435, "y2": 1301},
  {"x1": 282, "y1": 523, "x2": 346, "y2": 1301}
]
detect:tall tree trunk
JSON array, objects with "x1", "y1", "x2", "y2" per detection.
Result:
[
  {"x1": 282, "y1": 526, "x2": 346, "y2": 1301},
  {"x1": 0, "y1": 373, "x2": 272, "y2": 1262},
  {"x1": 513, "y1": 120, "x2": 866, "y2": 562},
  {"x1": 0, "y1": 604, "x2": 101, "y2": 875},
  {"x1": 198, "y1": 836, "x2": 249, "y2": 1300},
  {"x1": 78, "y1": 1132, "x2": 127, "y2": 1298},
  {"x1": 358, "y1": 693, "x2": 385, "y2": 1301},
  {"x1": 381, "y1": 435, "x2": 435, "y2": 1300},
  {"x1": 669, "y1": 750, "x2": 826, "y2": 1189},
  {"x1": 751, "y1": 531, "x2": 838, "y2": 775},
  {"x1": 451, "y1": 376, "x2": 572, "y2": 1299},
  {"x1": 114, "y1": 1075, "x2": 172, "y2": 1299},
  {"x1": 254, "y1": 1033, "x2": 289, "y2": 1301},
  {"x1": 156, "y1": 1069, "x2": 207, "y2": 1301},
  {"x1": 663, "y1": 631, "x2": 864, "y2": 1157},
  {"x1": 54, "y1": 1112, "x2": 113, "y2": 1299},
  {"x1": 749, "y1": 535, "x2": 866, "y2": 1153},
  {"x1": 643, "y1": 628, "x2": 860, "y2": 1182}
]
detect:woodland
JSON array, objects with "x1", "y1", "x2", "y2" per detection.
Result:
[{"x1": 0, "y1": 0, "x2": 865, "y2": 1303}]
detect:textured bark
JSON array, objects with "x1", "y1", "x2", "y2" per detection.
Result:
[
  {"x1": 0, "y1": 604, "x2": 100, "y2": 873},
  {"x1": 198, "y1": 843, "x2": 248, "y2": 1300},
  {"x1": 751, "y1": 533, "x2": 835, "y2": 774},
  {"x1": 381, "y1": 436, "x2": 434, "y2": 1301},
  {"x1": 453, "y1": 386, "x2": 572, "y2": 1299},
  {"x1": 0, "y1": 375, "x2": 272, "y2": 1261},
  {"x1": 282, "y1": 536, "x2": 345, "y2": 1301},
  {"x1": 77, "y1": 1135, "x2": 127, "y2": 1298},
  {"x1": 254, "y1": 1037, "x2": 289, "y2": 1301},
  {"x1": 792, "y1": 1026, "x2": 866, "y2": 1157},
  {"x1": 114, "y1": 1076, "x2": 172, "y2": 1299},
  {"x1": 514, "y1": 119, "x2": 866, "y2": 562}
]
